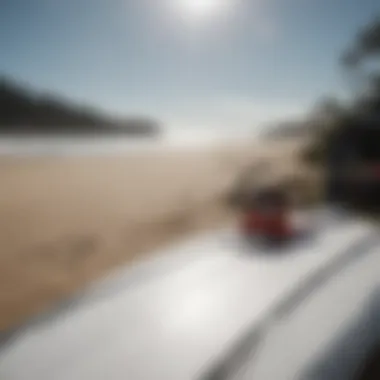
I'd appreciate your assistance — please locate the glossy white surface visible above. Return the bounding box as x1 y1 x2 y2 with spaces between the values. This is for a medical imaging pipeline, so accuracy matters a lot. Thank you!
0 209 376 380
238 245 380 380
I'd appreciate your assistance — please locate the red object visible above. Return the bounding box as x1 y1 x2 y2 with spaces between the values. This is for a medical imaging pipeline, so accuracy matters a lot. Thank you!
371 165 380 178
239 187 294 239
242 210 292 238
240 185 294 237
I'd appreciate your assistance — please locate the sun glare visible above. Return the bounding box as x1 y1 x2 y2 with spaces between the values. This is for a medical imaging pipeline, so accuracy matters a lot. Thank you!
173 0 230 20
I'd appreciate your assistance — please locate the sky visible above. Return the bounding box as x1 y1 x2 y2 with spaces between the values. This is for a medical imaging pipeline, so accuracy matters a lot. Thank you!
0 0 379 132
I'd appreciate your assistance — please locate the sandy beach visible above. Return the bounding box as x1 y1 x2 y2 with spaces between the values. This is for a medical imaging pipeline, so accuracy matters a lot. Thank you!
0 139 305 330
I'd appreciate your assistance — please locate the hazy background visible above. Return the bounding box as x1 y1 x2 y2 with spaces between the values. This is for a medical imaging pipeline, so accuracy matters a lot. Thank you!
1 0 377 136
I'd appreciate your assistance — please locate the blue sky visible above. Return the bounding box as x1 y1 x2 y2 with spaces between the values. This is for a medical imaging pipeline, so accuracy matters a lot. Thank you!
0 0 379 130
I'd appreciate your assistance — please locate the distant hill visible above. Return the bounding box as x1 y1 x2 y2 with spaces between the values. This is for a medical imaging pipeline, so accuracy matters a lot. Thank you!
0 78 161 136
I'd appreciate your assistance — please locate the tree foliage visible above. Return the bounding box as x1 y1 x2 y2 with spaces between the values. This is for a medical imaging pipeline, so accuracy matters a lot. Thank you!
303 16 380 165
0 77 161 136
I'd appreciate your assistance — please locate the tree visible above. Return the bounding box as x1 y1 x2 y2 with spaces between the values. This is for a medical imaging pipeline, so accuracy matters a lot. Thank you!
303 16 380 166
341 16 380 109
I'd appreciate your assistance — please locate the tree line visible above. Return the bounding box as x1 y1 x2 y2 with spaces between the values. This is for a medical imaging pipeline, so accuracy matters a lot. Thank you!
0 77 161 136
303 15 380 164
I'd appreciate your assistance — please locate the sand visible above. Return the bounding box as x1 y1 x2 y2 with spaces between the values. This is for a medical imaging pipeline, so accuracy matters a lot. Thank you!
0 139 305 331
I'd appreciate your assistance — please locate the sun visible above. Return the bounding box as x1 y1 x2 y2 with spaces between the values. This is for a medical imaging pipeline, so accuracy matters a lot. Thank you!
173 0 229 20
181 0 222 15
